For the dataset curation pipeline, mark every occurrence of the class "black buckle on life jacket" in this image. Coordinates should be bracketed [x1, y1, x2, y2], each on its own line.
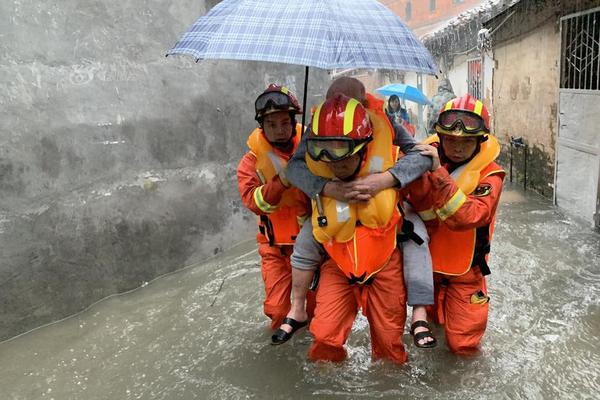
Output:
[309, 268, 320, 291]
[347, 272, 374, 285]
[472, 226, 492, 276]
[396, 219, 425, 246]
[259, 215, 275, 247]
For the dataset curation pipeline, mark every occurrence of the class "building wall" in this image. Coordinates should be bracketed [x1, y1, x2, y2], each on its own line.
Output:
[0, 0, 328, 340]
[492, 19, 560, 197]
[385, 0, 483, 31]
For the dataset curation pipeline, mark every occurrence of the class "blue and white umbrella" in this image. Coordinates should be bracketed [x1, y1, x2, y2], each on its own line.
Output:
[167, 0, 437, 127]
[376, 83, 431, 105]
[167, 0, 437, 74]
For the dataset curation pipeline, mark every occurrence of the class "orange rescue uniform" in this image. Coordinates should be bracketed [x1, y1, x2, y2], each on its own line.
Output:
[306, 104, 408, 364]
[410, 143, 505, 355]
[237, 125, 314, 330]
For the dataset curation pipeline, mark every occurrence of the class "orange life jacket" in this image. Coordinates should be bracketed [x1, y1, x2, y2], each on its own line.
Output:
[247, 124, 306, 246]
[306, 109, 401, 284]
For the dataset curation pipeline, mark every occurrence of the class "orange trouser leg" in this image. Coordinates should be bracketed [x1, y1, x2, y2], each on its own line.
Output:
[308, 259, 358, 363]
[258, 243, 292, 330]
[434, 268, 489, 355]
[364, 250, 408, 364]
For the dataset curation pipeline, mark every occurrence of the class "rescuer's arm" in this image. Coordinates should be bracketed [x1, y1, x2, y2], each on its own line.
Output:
[424, 167, 504, 230]
[237, 152, 289, 215]
[285, 132, 329, 199]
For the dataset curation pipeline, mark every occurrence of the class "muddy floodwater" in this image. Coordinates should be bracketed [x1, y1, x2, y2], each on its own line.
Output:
[1, 185, 599, 400]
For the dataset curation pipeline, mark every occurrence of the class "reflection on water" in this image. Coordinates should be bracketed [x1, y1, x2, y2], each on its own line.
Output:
[1, 184, 599, 399]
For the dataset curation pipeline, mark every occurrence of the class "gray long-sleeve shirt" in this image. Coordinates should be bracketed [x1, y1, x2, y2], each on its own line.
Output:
[286, 121, 432, 197]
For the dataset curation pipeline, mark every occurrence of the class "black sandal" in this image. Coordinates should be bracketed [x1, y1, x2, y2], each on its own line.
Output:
[410, 320, 437, 349]
[271, 317, 308, 345]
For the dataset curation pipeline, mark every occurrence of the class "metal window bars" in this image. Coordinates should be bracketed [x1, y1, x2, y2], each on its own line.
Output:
[561, 8, 600, 91]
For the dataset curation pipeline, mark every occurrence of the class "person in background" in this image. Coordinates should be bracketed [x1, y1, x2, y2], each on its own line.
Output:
[386, 94, 415, 137]
[427, 78, 456, 135]
[386, 94, 409, 125]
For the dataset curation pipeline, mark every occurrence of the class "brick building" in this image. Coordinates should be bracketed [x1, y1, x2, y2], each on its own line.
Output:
[382, 0, 484, 36]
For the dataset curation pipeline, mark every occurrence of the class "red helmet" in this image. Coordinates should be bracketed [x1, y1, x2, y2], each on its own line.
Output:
[435, 94, 490, 137]
[254, 84, 302, 121]
[307, 94, 372, 162]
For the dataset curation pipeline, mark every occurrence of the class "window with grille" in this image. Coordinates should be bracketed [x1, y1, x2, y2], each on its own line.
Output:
[468, 58, 482, 99]
[561, 9, 600, 90]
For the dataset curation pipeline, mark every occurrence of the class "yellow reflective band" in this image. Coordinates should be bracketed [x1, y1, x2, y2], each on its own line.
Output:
[281, 86, 289, 95]
[436, 188, 467, 221]
[343, 98, 360, 135]
[474, 100, 483, 117]
[444, 100, 453, 111]
[312, 103, 323, 135]
[417, 208, 437, 221]
[253, 186, 277, 213]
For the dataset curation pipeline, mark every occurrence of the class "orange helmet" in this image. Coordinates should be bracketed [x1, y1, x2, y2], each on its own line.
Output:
[435, 94, 490, 136]
[307, 94, 372, 162]
[254, 84, 302, 122]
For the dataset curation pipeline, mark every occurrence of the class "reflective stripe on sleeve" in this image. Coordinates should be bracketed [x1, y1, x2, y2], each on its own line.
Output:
[417, 208, 437, 222]
[436, 188, 467, 221]
[253, 186, 277, 213]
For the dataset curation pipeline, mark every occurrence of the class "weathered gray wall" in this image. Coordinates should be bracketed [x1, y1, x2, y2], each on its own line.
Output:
[492, 20, 559, 198]
[0, 0, 328, 340]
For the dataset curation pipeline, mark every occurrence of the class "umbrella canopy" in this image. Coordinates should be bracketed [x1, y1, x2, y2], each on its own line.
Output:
[376, 83, 431, 105]
[167, 0, 437, 75]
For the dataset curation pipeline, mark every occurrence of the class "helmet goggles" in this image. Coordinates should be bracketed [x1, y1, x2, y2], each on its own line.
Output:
[307, 137, 371, 162]
[435, 110, 488, 136]
[255, 91, 299, 116]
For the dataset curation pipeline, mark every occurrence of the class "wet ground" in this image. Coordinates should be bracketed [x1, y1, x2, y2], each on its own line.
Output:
[1, 184, 599, 400]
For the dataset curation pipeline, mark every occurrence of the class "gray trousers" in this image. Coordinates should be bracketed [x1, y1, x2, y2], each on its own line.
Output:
[400, 202, 434, 306]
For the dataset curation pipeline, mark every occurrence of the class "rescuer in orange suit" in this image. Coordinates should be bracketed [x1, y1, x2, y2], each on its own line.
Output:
[301, 93, 412, 364]
[236, 84, 315, 332]
[411, 93, 505, 355]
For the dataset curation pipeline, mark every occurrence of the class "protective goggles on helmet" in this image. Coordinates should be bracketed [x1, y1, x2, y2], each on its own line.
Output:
[306, 137, 371, 162]
[435, 110, 488, 135]
[255, 91, 298, 116]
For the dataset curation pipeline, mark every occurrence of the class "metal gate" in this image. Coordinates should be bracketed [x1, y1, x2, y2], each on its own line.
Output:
[555, 7, 600, 229]
[467, 58, 482, 100]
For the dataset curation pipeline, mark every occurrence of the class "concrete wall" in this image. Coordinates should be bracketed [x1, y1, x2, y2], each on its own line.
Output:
[492, 19, 560, 197]
[0, 0, 328, 340]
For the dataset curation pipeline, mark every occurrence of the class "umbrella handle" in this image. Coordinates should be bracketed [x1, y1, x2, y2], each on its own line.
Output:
[301, 66, 309, 131]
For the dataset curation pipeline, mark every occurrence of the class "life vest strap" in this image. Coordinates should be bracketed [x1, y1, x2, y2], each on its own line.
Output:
[471, 226, 492, 276]
[259, 215, 275, 247]
[309, 268, 321, 291]
[396, 219, 425, 246]
[347, 272, 375, 286]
